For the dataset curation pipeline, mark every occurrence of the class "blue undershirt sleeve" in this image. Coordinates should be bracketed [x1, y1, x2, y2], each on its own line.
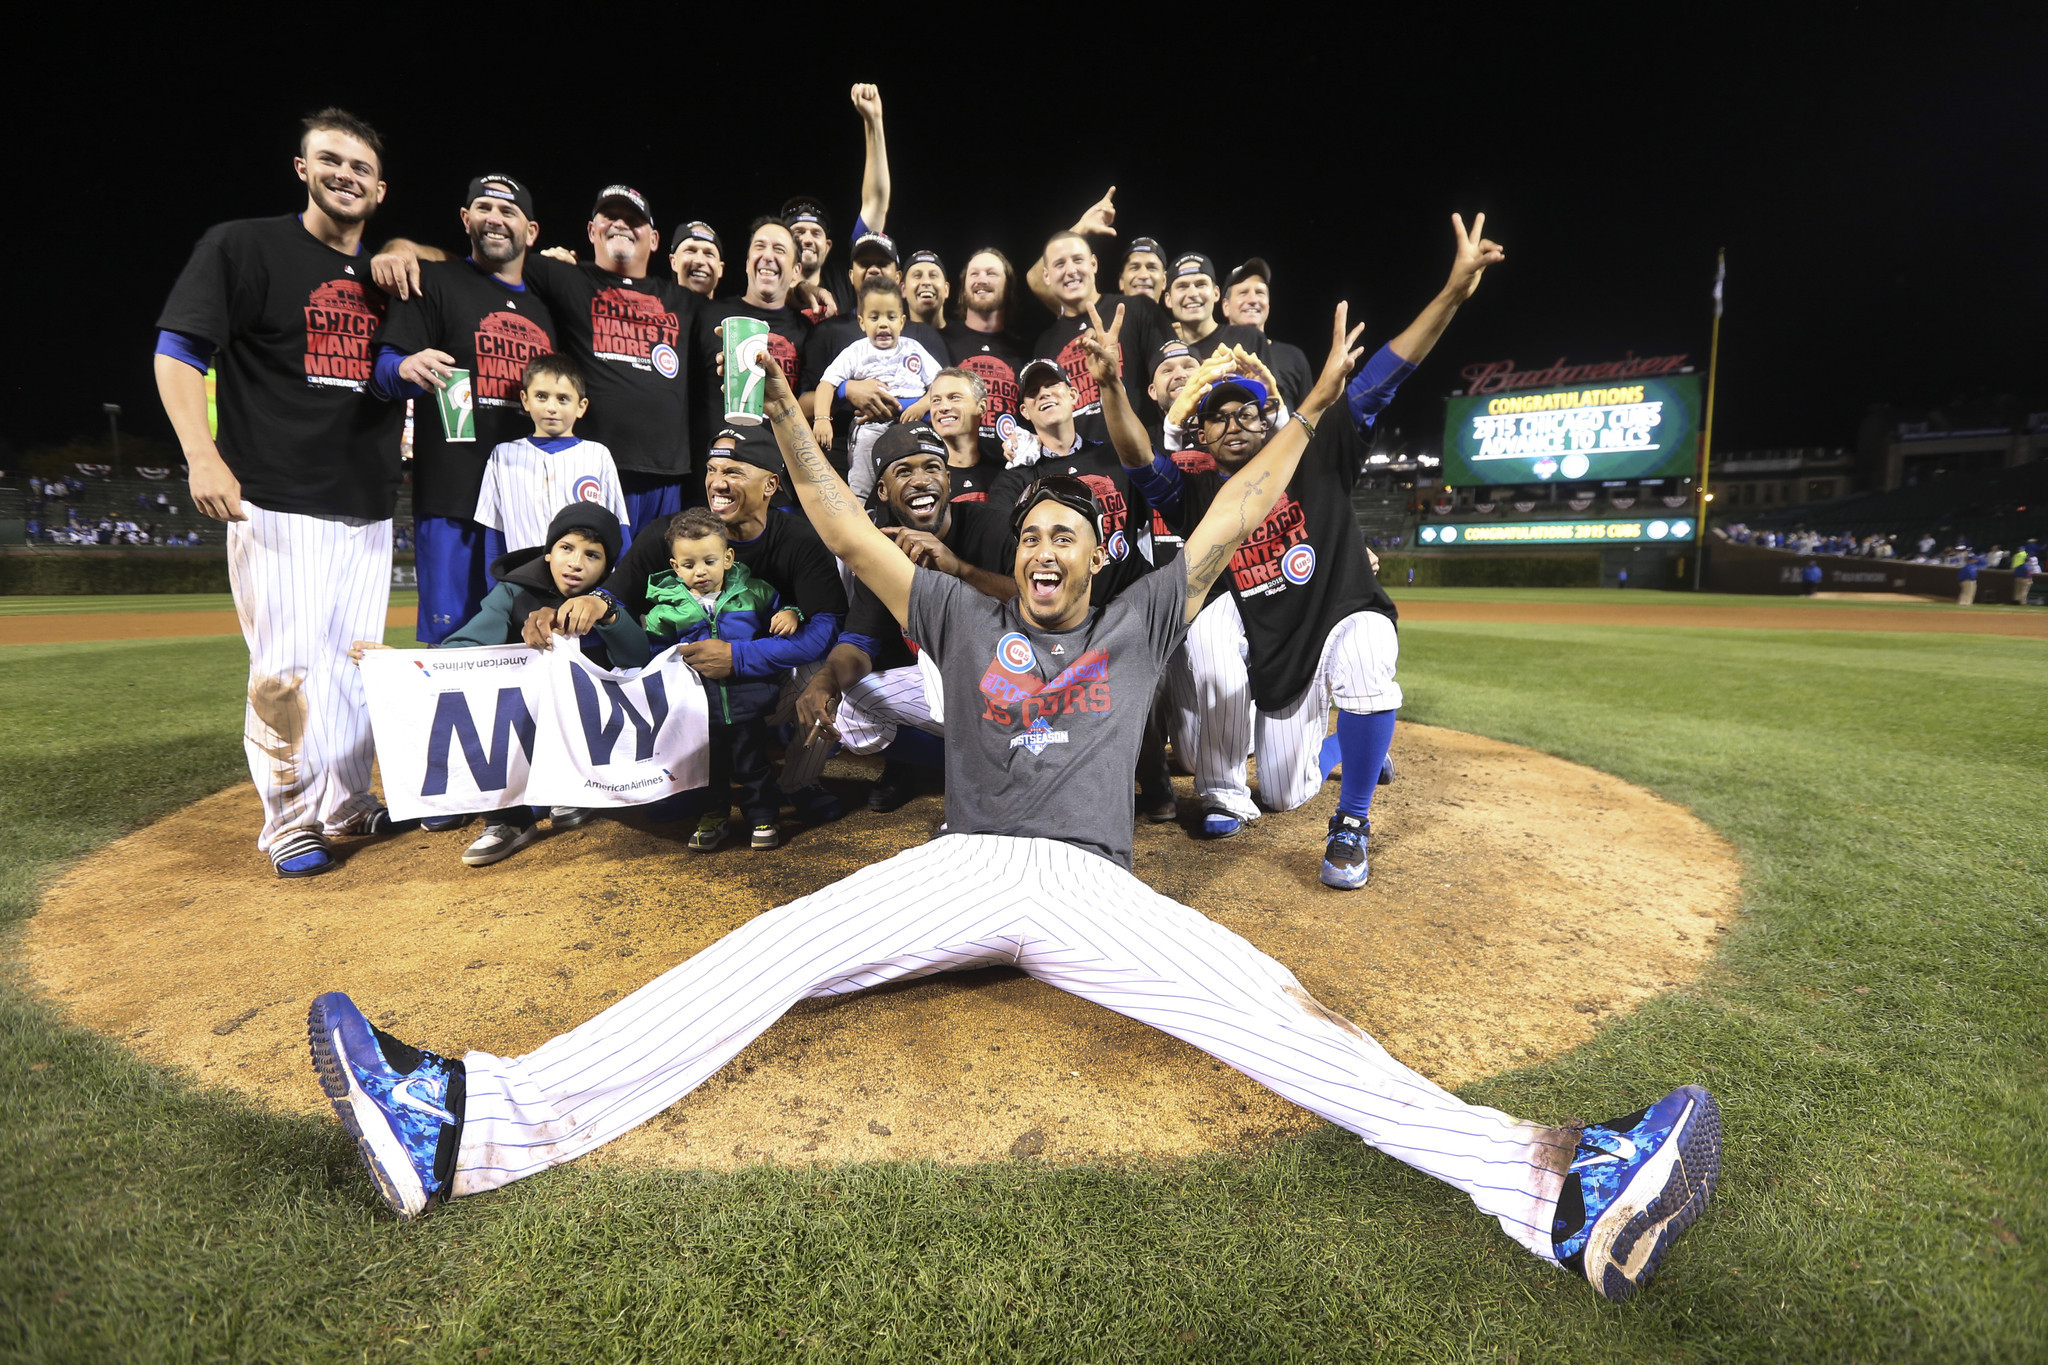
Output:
[837, 633, 888, 663]
[1126, 452, 1185, 514]
[1346, 344, 1418, 430]
[728, 610, 843, 676]
[371, 344, 427, 401]
[154, 330, 216, 374]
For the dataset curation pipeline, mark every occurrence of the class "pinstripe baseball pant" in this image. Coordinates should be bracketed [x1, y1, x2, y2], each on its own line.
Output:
[452, 833, 1570, 1258]
[228, 503, 392, 851]
[766, 661, 836, 791]
[1174, 593, 1258, 820]
[835, 658, 945, 754]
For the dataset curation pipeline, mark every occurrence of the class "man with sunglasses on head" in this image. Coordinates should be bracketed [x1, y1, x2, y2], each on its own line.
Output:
[311, 308, 1724, 1311]
[1113, 215, 1504, 888]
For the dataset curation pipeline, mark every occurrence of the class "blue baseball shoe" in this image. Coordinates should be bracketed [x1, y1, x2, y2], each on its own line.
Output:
[420, 813, 471, 832]
[271, 830, 334, 879]
[1201, 808, 1244, 839]
[1378, 753, 1397, 785]
[1320, 813, 1369, 889]
[306, 992, 465, 1219]
[1552, 1085, 1722, 1301]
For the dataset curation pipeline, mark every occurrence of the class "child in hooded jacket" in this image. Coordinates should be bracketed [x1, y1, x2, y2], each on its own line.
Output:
[641, 507, 802, 852]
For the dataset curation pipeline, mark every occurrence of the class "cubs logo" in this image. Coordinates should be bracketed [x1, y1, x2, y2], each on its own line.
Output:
[651, 342, 680, 378]
[996, 632, 1035, 673]
[1281, 543, 1317, 585]
[994, 413, 1018, 443]
[1106, 529, 1129, 561]
[573, 474, 605, 504]
[905, 353, 923, 376]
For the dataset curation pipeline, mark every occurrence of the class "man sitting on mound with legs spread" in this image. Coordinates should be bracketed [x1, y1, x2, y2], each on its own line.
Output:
[304, 307, 1723, 1304]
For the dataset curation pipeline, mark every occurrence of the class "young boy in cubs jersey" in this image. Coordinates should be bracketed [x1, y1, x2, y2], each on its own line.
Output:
[475, 354, 630, 560]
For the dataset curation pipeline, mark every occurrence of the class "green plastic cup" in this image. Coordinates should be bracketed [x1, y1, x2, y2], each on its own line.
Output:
[434, 368, 476, 442]
[722, 317, 772, 426]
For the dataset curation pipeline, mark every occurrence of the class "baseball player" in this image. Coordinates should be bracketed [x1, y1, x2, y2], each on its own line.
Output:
[374, 173, 556, 644]
[154, 109, 407, 879]
[305, 319, 1722, 1305]
[1121, 215, 1502, 887]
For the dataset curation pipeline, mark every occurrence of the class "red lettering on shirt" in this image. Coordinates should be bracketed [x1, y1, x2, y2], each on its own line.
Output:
[1055, 335, 1102, 412]
[1075, 474, 1128, 536]
[590, 288, 678, 362]
[1228, 492, 1308, 592]
[302, 279, 383, 384]
[958, 353, 1019, 435]
[473, 310, 553, 404]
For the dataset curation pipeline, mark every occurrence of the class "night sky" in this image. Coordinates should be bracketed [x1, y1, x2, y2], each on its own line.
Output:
[18, 14, 2044, 460]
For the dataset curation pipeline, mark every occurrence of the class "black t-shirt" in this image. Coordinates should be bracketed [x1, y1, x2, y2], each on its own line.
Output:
[693, 297, 810, 455]
[800, 317, 951, 464]
[1032, 292, 1172, 435]
[1156, 418, 1397, 706]
[379, 258, 557, 519]
[156, 215, 404, 518]
[946, 437, 1007, 503]
[521, 256, 701, 478]
[604, 506, 848, 625]
[1267, 339, 1313, 408]
[988, 437, 1153, 606]
[940, 322, 1030, 443]
[843, 500, 1012, 672]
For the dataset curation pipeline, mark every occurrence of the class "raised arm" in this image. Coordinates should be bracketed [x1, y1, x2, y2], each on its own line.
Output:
[1384, 212, 1505, 366]
[1179, 306, 1363, 623]
[851, 84, 891, 233]
[1026, 187, 1118, 313]
[759, 353, 916, 625]
[1078, 302, 1153, 470]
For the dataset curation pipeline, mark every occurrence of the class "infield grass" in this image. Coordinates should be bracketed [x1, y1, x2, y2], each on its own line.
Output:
[1, 619, 2042, 1362]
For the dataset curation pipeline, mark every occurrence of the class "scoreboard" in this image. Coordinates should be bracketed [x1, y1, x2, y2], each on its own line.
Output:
[1442, 374, 1701, 487]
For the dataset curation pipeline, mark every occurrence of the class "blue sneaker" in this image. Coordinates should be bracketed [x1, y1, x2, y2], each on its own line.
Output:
[271, 830, 334, 879]
[306, 992, 465, 1219]
[1378, 753, 1397, 785]
[420, 813, 471, 832]
[1552, 1085, 1722, 1301]
[1320, 813, 1369, 889]
[1201, 808, 1244, 839]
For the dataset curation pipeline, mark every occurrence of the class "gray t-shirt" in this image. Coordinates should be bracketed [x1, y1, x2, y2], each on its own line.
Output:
[906, 558, 1189, 868]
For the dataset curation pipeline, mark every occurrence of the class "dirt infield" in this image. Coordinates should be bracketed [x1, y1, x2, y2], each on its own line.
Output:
[24, 725, 1737, 1170]
[6, 597, 2043, 645]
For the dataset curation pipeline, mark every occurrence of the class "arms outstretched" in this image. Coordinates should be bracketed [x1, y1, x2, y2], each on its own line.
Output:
[851, 84, 891, 233]
[758, 353, 917, 627]
[1178, 305, 1363, 624]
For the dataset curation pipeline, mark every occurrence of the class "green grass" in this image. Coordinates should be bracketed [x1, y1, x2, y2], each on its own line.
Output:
[0, 591, 418, 616]
[1385, 586, 1972, 611]
[2, 620, 2043, 1362]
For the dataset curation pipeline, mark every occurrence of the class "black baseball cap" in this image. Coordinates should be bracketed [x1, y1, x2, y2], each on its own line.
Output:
[544, 502, 622, 572]
[873, 423, 948, 474]
[465, 174, 534, 218]
[1170, 252, 1217, 283]
[1225, 257, 1273, 291]
[1018, 358, 1069, 397]
[906, 249, 945, 273]
[781, 196, 830, 237]
[709, 425, 783, 476]
[1009, 473, 1104, 542]
[851, 232, 900, 266]
[1150, 339, 1194, 375]
[591, 184, 651, 224]
[1125, 236, 1167, 263]
[670, 219, 723, 254]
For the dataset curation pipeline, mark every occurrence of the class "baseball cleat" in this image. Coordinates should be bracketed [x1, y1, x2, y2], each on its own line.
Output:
[789, 785, 845, 824]
[271, 830, 334, 879]
[548, 805, 593, 830]
[687, 814, 729, 852]
[750, 822, 781, 850]
[1553, 1085, 1722, 1302]
[325, 804, 417, 838]
[461, 822, 542, 867]
[1378, 753, 1397, 785]
[420, 813, 471, 832]
[1200, 809, 1244, 839]
[1319, 813, 1370, 889]
[306, 992, 464, 1219]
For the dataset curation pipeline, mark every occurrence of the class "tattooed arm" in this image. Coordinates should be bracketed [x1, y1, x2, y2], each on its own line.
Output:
[1177, 304, 1364, 625]
[757, 351, 918, 627]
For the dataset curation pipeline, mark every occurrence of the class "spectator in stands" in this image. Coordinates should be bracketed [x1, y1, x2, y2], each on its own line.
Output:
[1957, 557, 1978, 606]
[1802, 561, 1822, 594]
[2012, 554, 2035, 605]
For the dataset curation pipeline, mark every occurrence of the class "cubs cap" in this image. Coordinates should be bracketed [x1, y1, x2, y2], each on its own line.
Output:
[1018, 358, 1069, 397]
[465, 174, 534, 218]
[1171, 252, 1217, 282]
[1198, 376, 1271, 415]
[592, 185, 651, 224]
[1225, 257, 1273, 291]
[781, 196, 830, 237]
[1150, 339, 1194, 374]
[670, 219, 723, 254]
[1125, 236, 1167, 263]
[851, 232, 900, 266]
[873, 423, 948, 474]
[906, 249, 945, 273]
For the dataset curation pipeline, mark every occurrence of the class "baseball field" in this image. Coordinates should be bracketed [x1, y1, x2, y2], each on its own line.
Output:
[3, 588, 2042, 1362]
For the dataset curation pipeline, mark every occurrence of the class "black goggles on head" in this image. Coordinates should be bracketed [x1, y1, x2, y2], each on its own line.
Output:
[1009, 474, 1104, 542]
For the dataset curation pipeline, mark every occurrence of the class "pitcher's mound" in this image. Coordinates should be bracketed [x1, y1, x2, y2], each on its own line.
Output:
[24, 724, 1736, 1169]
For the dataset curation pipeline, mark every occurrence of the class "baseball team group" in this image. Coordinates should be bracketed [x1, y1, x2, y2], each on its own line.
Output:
[150, 93, 1725, 1304]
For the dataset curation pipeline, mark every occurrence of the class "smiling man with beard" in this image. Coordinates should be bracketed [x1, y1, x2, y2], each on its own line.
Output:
[374, 175, 556, 646]
[940, 248, 1031, 447]
[376, 185, 702, 533]
[154, 108, 407, 879]
[794, 423, 1016, 811]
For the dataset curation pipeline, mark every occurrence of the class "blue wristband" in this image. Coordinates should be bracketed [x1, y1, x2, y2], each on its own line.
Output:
[836, 380, 849, 401]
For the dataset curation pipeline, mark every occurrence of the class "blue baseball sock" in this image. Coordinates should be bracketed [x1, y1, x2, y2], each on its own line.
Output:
[1335, 709, 1397, 820]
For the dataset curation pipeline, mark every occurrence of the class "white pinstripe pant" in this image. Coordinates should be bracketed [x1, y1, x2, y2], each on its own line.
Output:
[1183, 603, 1403, 821]
[452, 834, 1568, 1259]
[228, 503, 392, 851]
[767, 661, 837, 791]
[835, 661, 945, 754]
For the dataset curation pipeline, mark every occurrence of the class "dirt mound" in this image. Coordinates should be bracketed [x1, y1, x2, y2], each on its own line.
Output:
[22, 725, 1737, 1169]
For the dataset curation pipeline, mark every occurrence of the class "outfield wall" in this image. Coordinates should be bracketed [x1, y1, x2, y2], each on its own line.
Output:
[1, 548, 415, 595]
[1703, 538, 2023, 598]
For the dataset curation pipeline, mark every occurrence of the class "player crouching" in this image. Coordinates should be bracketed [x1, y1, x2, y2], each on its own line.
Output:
[353, 504, 648, 865]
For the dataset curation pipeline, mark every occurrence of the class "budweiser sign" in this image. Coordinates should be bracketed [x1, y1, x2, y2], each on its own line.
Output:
[1460, 352, 1690, 395]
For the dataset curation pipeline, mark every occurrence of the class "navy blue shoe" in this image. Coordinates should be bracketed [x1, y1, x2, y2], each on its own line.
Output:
[306, 993, 465, 1219]
[1553, 1085, 1722, 1301]
[1378, 753, 1397, 785]
[1320, 813, 1369, 889]
[789, 785, 845, 824]
[271, 830, 334, 879]
[420, 813, 471, 832]
[1201, 808, 1244, 839]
